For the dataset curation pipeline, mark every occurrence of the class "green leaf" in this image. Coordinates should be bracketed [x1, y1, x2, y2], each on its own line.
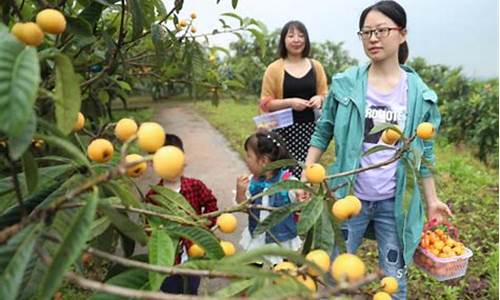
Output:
[402, 157, 417, 214]
[231, 0, 239, 9]
[0, 164, 74, 213]
[325, 200, 345, 253]
[8, 114, 36, 160]
[78, 2, 105, 26]
[21, 150, 38, 194]
[66, 17, 93, 37]
[297, 195, 324, 235]
[152, 0, 167, 17]
[250, 277, 309, 299]
[54, 53, 82, 135]
[181, 259, 273, 279]
[36, 118, 66, 139]
[32, 174, 84, 211]
[218, 18, 228, 29]
[255, 181, 313, 200]
[411, 147, 423, 172]
[362, 144, 395, 157]
[312, 204, 334, 252]
[103, 181, 142, 208]
[215, 278, 255, 298]
[248, 28, 266, 58]
[368, 122, 400, 135]
[38, 134, 89, 167]
[167, 224, 224, 259]
[0, 32, 40, 136]
[97, 90, 109, 103]
[223, 79, 245, 90]
[0, 177, 70, 230]
[259, 159, 297, 174]
[148, 227, 175, 290]
[120, 232, 136, 258]
[0, 223, 41, 300]
[231, 31, 243, 40]
[151, 185, 198, 219]
[38, 189, 98, 300]
[89, 216, 111, 240]
[100, 205, 148, 246]
[115, 80, 131, 91]
[129, 0, 145, 40]
[221, 12, 243, 26]
[220, 244, 306, 266]
[301, 225, 314, 255]
[211, 46, 230, 56]
[253, 202, 306, 236]
[91, 269, 149, 300]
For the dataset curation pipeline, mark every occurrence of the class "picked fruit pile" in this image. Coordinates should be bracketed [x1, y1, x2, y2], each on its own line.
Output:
[413, 219, 473, 281]
[419, 228, 465, 258]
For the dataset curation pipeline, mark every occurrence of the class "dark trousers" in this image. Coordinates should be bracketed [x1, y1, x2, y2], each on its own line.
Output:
[160, 274, 201, 295]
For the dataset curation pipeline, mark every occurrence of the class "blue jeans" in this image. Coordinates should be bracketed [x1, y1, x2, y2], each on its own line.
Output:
[333, 198, 407, 300]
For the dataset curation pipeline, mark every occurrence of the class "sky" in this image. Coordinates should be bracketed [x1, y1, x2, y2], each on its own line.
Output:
[176, 0, 499, 79]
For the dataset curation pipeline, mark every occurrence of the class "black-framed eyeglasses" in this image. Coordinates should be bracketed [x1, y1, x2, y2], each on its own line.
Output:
[357, 27, 402, 40]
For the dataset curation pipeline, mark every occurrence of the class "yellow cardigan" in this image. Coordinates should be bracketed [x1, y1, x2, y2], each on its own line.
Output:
[260, 58, 328, 112]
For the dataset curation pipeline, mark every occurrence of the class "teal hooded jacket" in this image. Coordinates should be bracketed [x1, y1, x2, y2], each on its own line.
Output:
[310, 64, 441, 265]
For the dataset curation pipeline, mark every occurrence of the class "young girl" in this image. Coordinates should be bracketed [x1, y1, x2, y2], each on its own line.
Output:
[303, 1, 451, 299]
[236, 131, 301, 265]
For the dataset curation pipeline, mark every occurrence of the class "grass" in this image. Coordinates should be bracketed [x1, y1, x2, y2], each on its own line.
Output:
[192, 98, 499, 300]
[487, 247, 499, 299]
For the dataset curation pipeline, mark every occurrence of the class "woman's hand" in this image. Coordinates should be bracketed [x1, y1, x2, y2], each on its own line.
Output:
[289, 98, 310, 111]
[427, 199, 453, 224]
[422, 177, 452, 224]
[309, 95, 324, 109]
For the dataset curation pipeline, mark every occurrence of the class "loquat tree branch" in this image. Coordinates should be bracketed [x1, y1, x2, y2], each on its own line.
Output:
[318, 269, 385, 297]
[325, 135, 417, 181]
[87, 247, 254, 279]
[4, 151, 26, 218]
[59, 203, 201, 227]
[65, 272, 230, 300]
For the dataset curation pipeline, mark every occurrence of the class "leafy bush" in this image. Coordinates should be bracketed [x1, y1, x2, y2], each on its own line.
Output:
[410, 58, 499, 164]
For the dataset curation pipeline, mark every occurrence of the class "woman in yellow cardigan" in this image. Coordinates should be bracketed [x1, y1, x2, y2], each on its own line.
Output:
[259, 20, 328, 177]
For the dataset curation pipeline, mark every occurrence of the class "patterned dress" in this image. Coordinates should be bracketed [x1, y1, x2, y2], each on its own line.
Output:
[274, 68, 317, 178]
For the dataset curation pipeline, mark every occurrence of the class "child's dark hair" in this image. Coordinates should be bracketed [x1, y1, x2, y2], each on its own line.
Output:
[278, 20, 311, 58]
[164, 134, 184, 151]
[359, 1, 408, 64]
[244, 131, 291, 166]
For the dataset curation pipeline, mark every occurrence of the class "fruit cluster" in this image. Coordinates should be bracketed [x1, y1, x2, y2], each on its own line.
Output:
[187, 213, 238, 258]
[419, 229, 465, 258]
[11, 9, 66, 46]
[272, 250, 398, 299]
[414, 228, 470, 280]
[71, 112, 185, 180]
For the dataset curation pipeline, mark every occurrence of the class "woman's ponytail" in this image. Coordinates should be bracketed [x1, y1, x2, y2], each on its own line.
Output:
[399, 41, 409, 64]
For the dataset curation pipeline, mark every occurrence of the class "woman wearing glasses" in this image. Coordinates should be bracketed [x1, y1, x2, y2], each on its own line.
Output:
[302, 1, 451, 298]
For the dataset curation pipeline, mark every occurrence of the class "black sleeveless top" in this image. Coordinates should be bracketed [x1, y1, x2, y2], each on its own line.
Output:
[283, 68, 316, 123]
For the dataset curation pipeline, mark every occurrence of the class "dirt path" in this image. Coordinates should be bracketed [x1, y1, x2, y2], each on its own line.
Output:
[135, 103, 249, 293]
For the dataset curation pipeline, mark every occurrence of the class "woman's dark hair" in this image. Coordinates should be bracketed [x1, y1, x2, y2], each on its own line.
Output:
[278, 20, 311, 58]
[244, 131, 291, 170]
[359, 1, 409, 64]
[164, 133, 184, 151]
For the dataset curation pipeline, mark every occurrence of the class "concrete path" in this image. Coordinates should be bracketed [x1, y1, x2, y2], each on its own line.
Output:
[134, 104, 250, 294]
